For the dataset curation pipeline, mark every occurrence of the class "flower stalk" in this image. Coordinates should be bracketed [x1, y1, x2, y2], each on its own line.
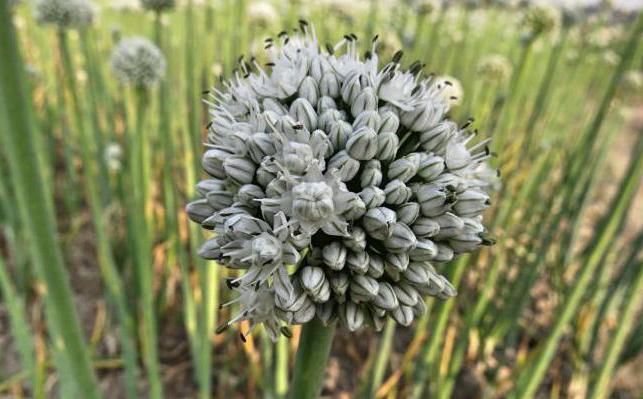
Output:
[287, 318, 336, 399]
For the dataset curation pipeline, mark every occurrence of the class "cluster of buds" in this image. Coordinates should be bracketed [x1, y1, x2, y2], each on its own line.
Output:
[34, 0, 96, 29]
[187, 23, 496, 340]
[110, 37, 166, 88]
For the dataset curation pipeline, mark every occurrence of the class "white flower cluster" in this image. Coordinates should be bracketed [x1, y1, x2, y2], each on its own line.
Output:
[477, 54, 512, 83]
[34, 0, 96, 29]
[110, 37, 166, 88]
[187, 23, 496, 340]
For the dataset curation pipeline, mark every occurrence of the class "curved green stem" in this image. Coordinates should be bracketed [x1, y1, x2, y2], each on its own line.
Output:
[287, 318, 336, 399]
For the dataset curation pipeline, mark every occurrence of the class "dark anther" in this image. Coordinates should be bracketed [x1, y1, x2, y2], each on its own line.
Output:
[364, 51, 372, 59]
[215, 324, 228, 334]
[240, 332, 247, 343]
[206, 121, 213, 129]
[298, 19, 308, 26]
[265, 62, 275, 67]
[280, 326, 293, 338]
[325, 43, 334, 54]
[392, 50, 403, 64]
[237, 55, 244, 63]
[450, 96, 458, 100]
[278, 31, 287, 37]
[201, 89, 210, 95]
[372, 34, 379, 42]
[343, 34, 352, 41]
[284, 38, 290, 45]
[350, 33, 358, 41]
[264, 37, 273, 43]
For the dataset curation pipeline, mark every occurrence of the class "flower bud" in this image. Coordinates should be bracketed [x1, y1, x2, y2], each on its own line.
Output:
[403, 262, 431, 285]
[203, 147, 233, 179]
[328, 120, 352, 151]
[247, 132, 278, 164]
[400, 100, 447, 132]
[453, 189, 490, 218]
[393, 283, 419, 307]
[367, 252, 385, 278]
[318, 109, 344, 132]
[417, 154, 445, 180]
[412, 217, 440, 238]
[198, 237, 224, 260]
[206, 190, 235, 211]
[320, 72, 340, 98]
[384, 180, 412, 205]
[223, 156, 256, 185]
[298, 76, 319, 106]
[340, 302, 365, 331]
[376, 132, 399, 161]
[341, 72, 365, 104]
[392, 305, 414, 326]
[256, 163, 277, 187]
[388, 158, 418, 182]
[292, 182, 335, 224]
[283, 142, 314, 175]
[186, 199, 215, 224]
[236, 184, 264, 206]
[359, 186, 386, 209]
[433, 244, 455, 263]
[379, 111, 400, 134]
[329, 271, 350, 296]
[347, 250, 370, 275]
[449, 233, 483, 253]
[292, 296, 316, 323]
[351, 87, 378, 117]
[416, 185, 448, 217]
[316, 302, 336, 326]
[340, 193, 367, 220]
[310, 129, 334, 159]
[386, 252, 410, 272]
[322, 242, 347, 271]
[346, 127, 378, 160]
[434, 212, 465, 239]
[301, 266, 330, 303]
[396, 202, 420, 225]
[360, 160, 383, 188]
[343, 226, 367, 252]
[420, 120, 456, 153]
[350, 275, 380, 301]
[317, 96, 337, 114]
[373, 282, 399, 310]
[363, 207, 397, 240]
[353, 110, 382, 131]
[409, 239, 438, 261]
[327, 150, 360, 181]
[196, 179, 226, 197]
[384, 223, 417, 253]
[290, 98, 318, 131]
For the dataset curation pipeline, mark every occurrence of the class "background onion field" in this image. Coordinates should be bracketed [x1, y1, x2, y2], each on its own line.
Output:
[0, 0, 642, 398]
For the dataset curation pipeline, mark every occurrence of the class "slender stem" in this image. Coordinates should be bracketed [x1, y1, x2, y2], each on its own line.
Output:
[366, 319, 396, 398]
[275, 334, 289, 399]
[287, 318, 335, 399]
[0, 4, 101, 398]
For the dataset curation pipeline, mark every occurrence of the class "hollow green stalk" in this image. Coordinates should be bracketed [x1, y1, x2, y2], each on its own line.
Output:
[275, 333, 289, 399]
[0, 256, 43, 398]
[0, 4, 101, 397]
[511, 129, 643, 399]
[57, 28, 140, 399]
[287, 318, 336, 399]
[588, 243, 643, 399]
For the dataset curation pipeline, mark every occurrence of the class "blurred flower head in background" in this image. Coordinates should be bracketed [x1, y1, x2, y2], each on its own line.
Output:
[187, 24, 496, 339]
[521, 4, 561, 41]
[110, 36, 166, 88]
[140, 0, 175, 12]
[34, 0, 96, 29]
[477, 54, 512, 83]
[247, 1, 279, 28]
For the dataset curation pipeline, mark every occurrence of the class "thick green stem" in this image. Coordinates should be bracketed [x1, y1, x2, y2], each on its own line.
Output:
[287, 318, 336, 399]
[0, 3, 101, 397]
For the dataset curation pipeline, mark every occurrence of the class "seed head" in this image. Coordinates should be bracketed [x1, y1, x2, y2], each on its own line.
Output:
[34, 0, 96, 29]
[110, 36, 166, 88]
[187, 26, 497, 339]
